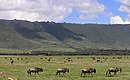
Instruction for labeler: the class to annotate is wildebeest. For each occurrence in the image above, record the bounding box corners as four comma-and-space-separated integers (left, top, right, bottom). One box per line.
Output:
97, 59, 100, 62
27, 67, 43, 76
106, 67, 122, 77
81, 68, 96, 77
56, 68, 69, 75
11, 60, 14, 64
92, 57, 96, 60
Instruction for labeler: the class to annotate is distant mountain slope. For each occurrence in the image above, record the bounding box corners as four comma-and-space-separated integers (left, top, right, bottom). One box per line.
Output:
0, 19, 130, 50
0, 22, 40, 49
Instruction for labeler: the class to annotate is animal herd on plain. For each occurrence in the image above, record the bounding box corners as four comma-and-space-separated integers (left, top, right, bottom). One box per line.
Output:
2, 56, 126, 79
26, 56, 125, 77
27, 67, 122, 77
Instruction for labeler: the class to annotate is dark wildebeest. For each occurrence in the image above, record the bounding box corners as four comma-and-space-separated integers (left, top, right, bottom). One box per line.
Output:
56, 68, 69, 75
27, 67, 43, 76
11, 60, 14, 64
81, 68, 96, 77
97, 59, 100, 62
106, 67, 122, 77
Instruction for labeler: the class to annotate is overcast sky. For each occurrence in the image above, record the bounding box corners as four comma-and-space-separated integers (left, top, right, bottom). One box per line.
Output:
0, 0, 130, 24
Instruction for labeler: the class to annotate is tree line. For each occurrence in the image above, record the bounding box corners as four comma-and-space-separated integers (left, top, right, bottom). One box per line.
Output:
0, 48, 130, 56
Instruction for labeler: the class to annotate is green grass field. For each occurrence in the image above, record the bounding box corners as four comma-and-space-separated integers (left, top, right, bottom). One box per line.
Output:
0, 56, 130, 80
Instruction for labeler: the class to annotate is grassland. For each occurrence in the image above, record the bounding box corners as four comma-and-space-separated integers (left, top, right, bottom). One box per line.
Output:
0, 56, 130, 80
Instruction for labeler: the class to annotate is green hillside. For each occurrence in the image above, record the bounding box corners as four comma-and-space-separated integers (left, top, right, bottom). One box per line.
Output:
0, 19, 130, 51
0, 22, 39, 49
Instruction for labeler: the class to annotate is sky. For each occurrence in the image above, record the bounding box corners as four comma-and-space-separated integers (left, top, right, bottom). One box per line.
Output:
0, 0, 130, 24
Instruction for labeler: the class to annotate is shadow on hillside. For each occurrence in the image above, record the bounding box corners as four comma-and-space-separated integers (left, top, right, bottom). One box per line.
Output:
41, 23, 85, 41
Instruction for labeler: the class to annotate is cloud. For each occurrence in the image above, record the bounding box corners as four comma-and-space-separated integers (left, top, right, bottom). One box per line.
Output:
110, 16, 130, 24
0, 0, 105, 21
119, 0, 130, 7
0, 0, 72, 21
118, 0, 130, 22
118, 5, 130, 12
109, 0, 130, 24
68, 0, 105, 19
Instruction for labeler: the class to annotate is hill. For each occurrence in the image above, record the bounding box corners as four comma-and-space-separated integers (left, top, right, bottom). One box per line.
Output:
0, 22, 41, 49
0, 19, 130, 50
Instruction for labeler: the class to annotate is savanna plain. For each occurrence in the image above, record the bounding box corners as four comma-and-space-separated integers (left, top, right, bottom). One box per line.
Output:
0, 56, 130, 80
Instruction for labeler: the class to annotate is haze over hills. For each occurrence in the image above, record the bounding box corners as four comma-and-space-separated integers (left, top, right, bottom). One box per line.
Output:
0, 19, 130, 50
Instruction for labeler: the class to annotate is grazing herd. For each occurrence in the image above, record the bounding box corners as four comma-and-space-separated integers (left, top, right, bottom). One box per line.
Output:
27, 67, 122, 77
2, 56, 125, 79
25, 57, 123, 77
